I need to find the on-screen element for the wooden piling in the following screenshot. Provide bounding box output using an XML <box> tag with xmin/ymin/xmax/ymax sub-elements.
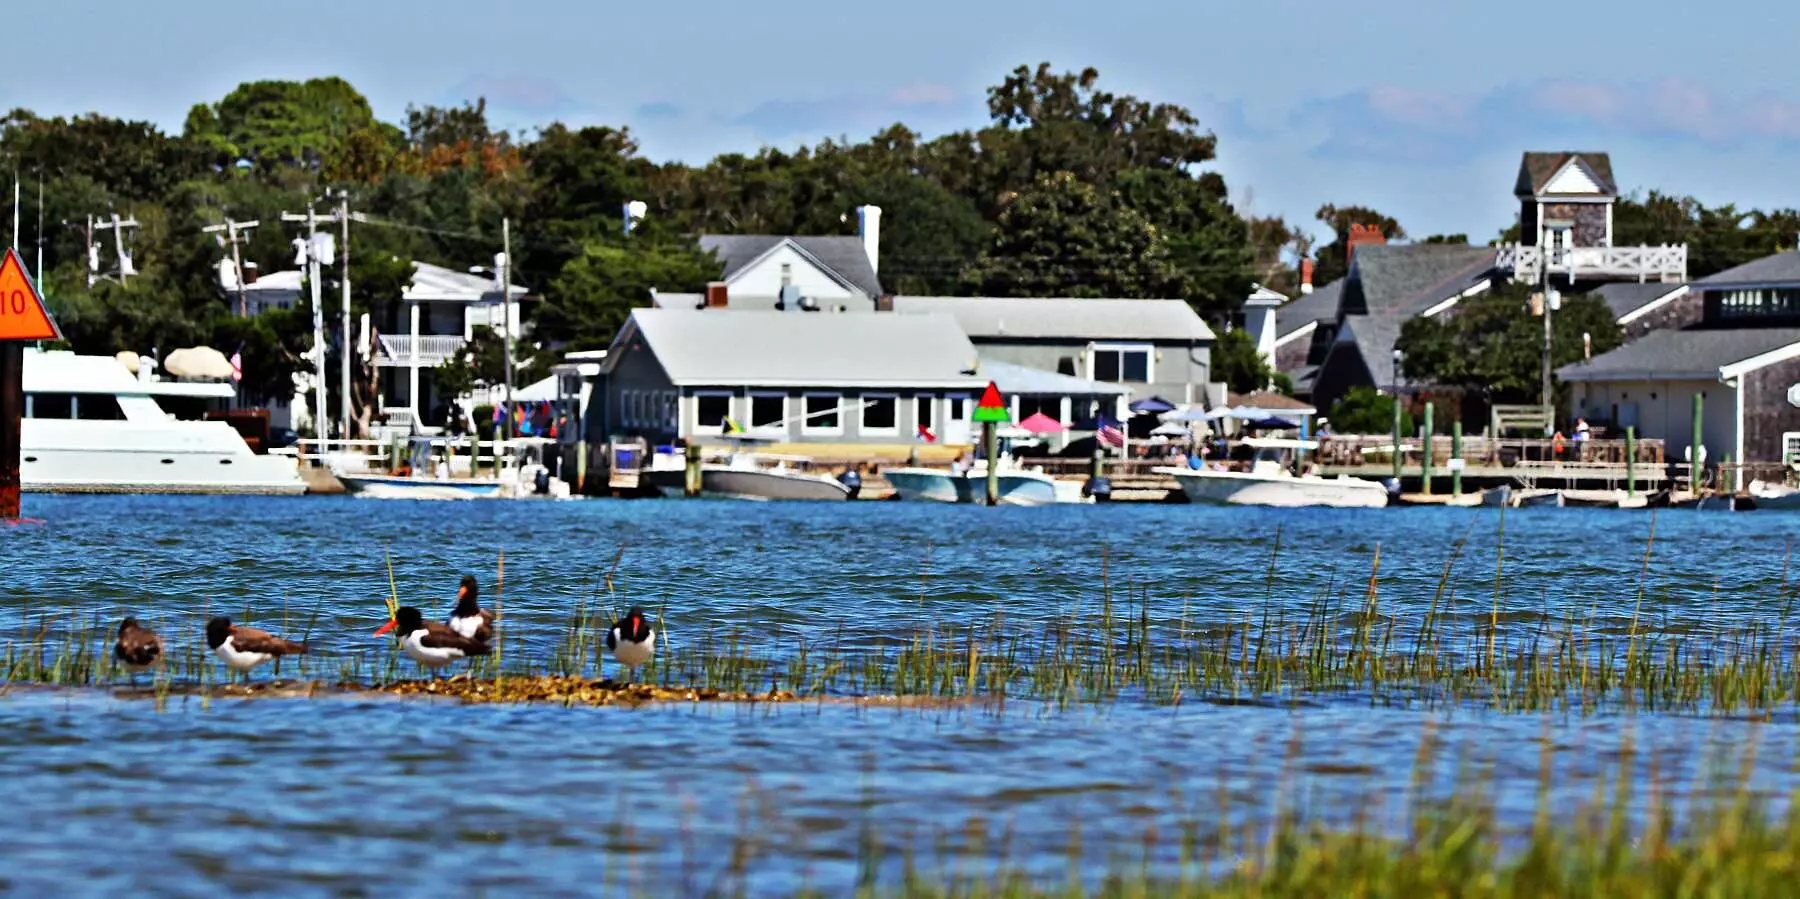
<box><xmin>1391</xmin><ymin>394</ymin><xmax>1403</xmax><ymax>481</ymax></box>
<box><xmin>1625</xmin><ymin>426</ymin><xmax>1636</xmax><ymax>498</ymax></box>
<box><xmin>1421</xmin><ymin>403</ymin><xmax>1435</xmax><ymax>495</ymax></box>
<box><xmin>983</xmin><ymin>421</ymin><xmax>1000</xmax><ymax>506</ymax></box>
<box><xmin>1451</xmin><ymin>420</ymin><xmax>1463</xmax><ymax>496</ymax></box>
<box><xmin>684</xmin><ymin>443</ymin><xmax>702</xmax><ymax>498</ymax></box>
<box><xmin>1692</xmin><ymin>393</ymin><xmax>1705</xmax><ymax>492</ymax></box>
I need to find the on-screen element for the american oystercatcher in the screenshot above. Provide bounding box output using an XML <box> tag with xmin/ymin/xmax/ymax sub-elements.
<box><xmin>205</xmin><ymin>616</ymin><xmax>308</xmax><ymax>680</ymax></box>
<box><xmin>447</xmin><ymin>575</ymin><xmax>494</xmax><ymax>642</ymax></box>
<box><xmin>605</xmin><ymin>607</ymin><xmax>657</xmax><ymax>681</ymax></box>
<box><xmin>376</xmin><ymin>605</ymin><xmax>491</xmax><ymax>676</ymax></box>
<box><xmin>113</xmin><ymin>617</ymin><xmax>163</xmax><ymax>684</ymax></box>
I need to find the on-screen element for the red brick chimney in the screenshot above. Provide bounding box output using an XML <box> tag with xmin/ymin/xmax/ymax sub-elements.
<box><xmin>1346</xmin><ymin>224</ymin><xmax>1387</xmax><ymax>267</ymax></box>
<box><xmin>1299</xmin><ymin>258</ymin><xmax>1314</xmax><ymax>295</ymax></box>
<box><xmin>705</xmin><ymin>282</ymin><xmax>729</xmax><ymax>308</ymax></box>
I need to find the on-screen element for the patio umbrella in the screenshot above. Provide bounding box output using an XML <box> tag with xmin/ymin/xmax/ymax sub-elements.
<box><xmin>1129</xmin><ymin>396</ymin><xmax>1176</xmax><ymax>414</ymax></box>
<box><xmin>1171</xmin><ymin>405</ymin><xmax>1217</xmax><ymax>422</ymax></box>
<box><xmin>1019</xmin><ymin>412</ymin><xmax>1066</xmax><ymax>434</ymax></box>
<box><xmin>1149</xmin><ymin>421</ymin><xmax>1191</xmax><ymax>437</ymax></box>
<box><xmin>1241</xmin><ymin>415</ymin><xmax>1301</xmax><ymax>430</ymax></box>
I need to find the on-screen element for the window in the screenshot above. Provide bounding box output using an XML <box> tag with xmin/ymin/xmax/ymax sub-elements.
<box><xmin>695</xmin><ymin>393</ymin><xmax>731</xmax><ymax>431</ymax></box>
<box><xmin>750</xmin><ymin>394</ymin><xmax>786</xmax><ymax>431</ymax></box>
<box><xmin>27</xmin><ymin>393</ymin><xmax>72</xmax><ymax>419</ymax></box>
<box><xmin>76</xmin><ymin>395</ymin><xmax>125</xmax><ymax>420</ymax></box>
<box><xmin>861</xmin><ymin>395</ymin><xmax>897</xmax><ymax>433</ymax></box>
<box><xmin>948</xmin><ymin>397</ymin><xmax>968</xmax><ymax>421</ymax></box>
<box><xmin>1090</xmin><ymin>344</ymin><xmax>1152</xmax><ymax>383</ymax></box>
<box><xmin>915</xmin><ymin>395</ymin><xmax>935</xmax><ymax>433</ymax></box>
<box><xmin>803</xmin><ymin>394</ymin><xmax>841</xmax><ymax>433</ymax></box>
<box><xmin>1017</xmin><ymin>396</ymin><xmax>1060</xmax><ymax>422</ymax></box>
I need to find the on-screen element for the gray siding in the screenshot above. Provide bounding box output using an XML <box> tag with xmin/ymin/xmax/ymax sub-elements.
<box><xmin>683</xmin><ymin>389</ymin><xmax>974</xmax><ymax>446</ymax></box>
<box><xmin>593</xmin><ymin>339</ymin><xmax>680</xmax><ymax>443</ymax></box>
<box><xmin>971</xmin><ymin>338</ymin><xmax>1213</xmax><ymax>404</ymax></box>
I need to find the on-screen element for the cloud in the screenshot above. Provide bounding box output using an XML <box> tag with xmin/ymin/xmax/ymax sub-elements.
<box><xmin>731</xmin><ymin>81</ymin><xmax>976</xmax><ymax>139</ymax></box>
<box><xmin>1293</xmin><ymin>78</ymin><xmax>1800</xmax><ymax>165</ymax></box>
<box><xmin>636</xmin><ymin>101</ymin><xmax>682</xmax><ymax>121</ymax></box>
<box><xmin>447</xmin><ymin>74</ymin><xmax>576</xmax><ymax>115</ymax></box>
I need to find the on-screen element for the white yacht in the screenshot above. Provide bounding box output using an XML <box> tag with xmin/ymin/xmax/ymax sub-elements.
<box><xmin>644</xmin><ymin>449</ymin><xmax>851</xmax><ymax>501</ymax></box>
<box><xmin>1156</xmin><ymin>438</ymin><xmax>1389</xmax><ymax>509</ymax></box>
<box><xmin>20</xmin><ymin>349</ymin><xmax>305</xmax><ymax>495</ymax></box>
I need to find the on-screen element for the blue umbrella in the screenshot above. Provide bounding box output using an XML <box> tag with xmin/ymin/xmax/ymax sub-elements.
<box><xmin>1128</xmin><ymin>396</ymin><xmax>1176</xmax><ymax>414</ymax></box>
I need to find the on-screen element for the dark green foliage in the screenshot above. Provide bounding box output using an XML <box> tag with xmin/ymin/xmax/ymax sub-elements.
<box><xmin>1396</xmin><ymin>284</ymin><xmax>1623</xmax><ymax>403</ymax></box>
<box><xmin>1211</xmin><ymin>328</ymin><xmax>1273</xmax><ymax>394</ymax></box>
<box><xmin>1327</xmin><ymin>386</ymin><xmax>1413</xmax><ymax>435</ymax></box>
<box><xmin>538</xmin><ymin>239</ymin><xmax>719</xmax><ymax>350</ymax></box>
<box><xmin>1312</xmin><ymin>205</ymin><xmax>1406</xmax><ymax>287</ymax></box>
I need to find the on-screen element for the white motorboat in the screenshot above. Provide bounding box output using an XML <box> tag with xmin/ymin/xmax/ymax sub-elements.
<box><xmin>1749</xmin><ymin>479</ymin><xmax>1800</xmax><ymax>510</ymax></box>
<box><xmin>1155</xmin><ymin>438</ymin><xmax>1389</xmax><ymax>509</ymax></box>
<box><xmin>337</xmin><ymin>436</ymin><xmax>571</xmax><ymax>500</ymax></box>
<box><xmin>20</xmin><ymin>349</ymin><xmax>305</xmax><ymax>495</ymax></box>
<box><xmin>882</xmin><ymin>467</ymin><xmax>972</xmax><ymax>503</ymax></box>
<box><xmin>646</xmin><ymin>450</ymin><xmax>850</xmax><ymax>501</ymax></box>
<box><xmin>884</xmin><ymin>458</ymin><xmax>1075</xmax><ymax>506</ymax></box>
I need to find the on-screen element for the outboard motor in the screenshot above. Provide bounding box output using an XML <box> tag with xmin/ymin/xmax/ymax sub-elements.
<box><xmin>1381</xmin><ymin>476</ymin><xmax>1402</xmax><ymax>503</ymax></box>
<box><xmin>837</xmin><ymin>468</ymin><xmax>863</xmax><ymax>500</ymax></box>
<box><xmin>534</xmin><ymin>467</ymin><xmax>551</xmax><ymax>495</ymax></box>
<box><xmin>1083</xmin><ymin>474</ymin><xmax>1112</xmax><ymax>503</ymax></box>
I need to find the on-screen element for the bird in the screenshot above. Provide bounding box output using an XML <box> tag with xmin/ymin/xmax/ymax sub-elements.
<box><xmin>206</xmin><ymin>616</ymin><xmax>308</xmax><ymax>681</ymax></box>
<box><xmin>447</xmin><ymin>574</ymin><xmax>494</xmax><ymax>642</ymax></box>
<box><xmin>605</xmin><ymin>607</ymin><xmax>657</xmax><ymax>682</ymax></box>
<box><xmin>113</xmin><ymin>617</ymin><xmax>163</xmax><ymax>685</ymax></box>
<box><xmin>376</xmin><ymin>605</ymin><xmax>491</xmax><ymax>677</ymax></box>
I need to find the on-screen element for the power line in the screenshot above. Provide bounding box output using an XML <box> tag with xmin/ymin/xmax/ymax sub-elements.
<box><xmin>91</xmin><ymin>212</ymin><xmax>140</xmax><ymax>285</ymax></box>
<box><xmin>202</xmin><ymin>217</ymin><xmax>259</xmax><ymax>316</ymax></box>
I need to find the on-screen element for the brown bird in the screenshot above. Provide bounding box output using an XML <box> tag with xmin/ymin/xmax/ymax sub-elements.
<box><xmin>114</xmin><ymin>617</ymin><xmax>164</xmax><ymax>683</ymax></box>
<box><xmin>206</xmin><ymin>616</ymin><xmax>307</xmax><ymax>679</ymax></box>
<box><xmin>447</xmin><ymin>574</ymin><xmax>494</xmax><ymax>642</ymax></box>
<box><xmin>375</xmin><ymin>605</ymin><xmax>491</xmax><ymax>676</ymax></box>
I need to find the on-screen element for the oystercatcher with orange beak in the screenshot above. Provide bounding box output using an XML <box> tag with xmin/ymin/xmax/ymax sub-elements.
<box><xmin>377</xmin><ymin>605</ymin><xmax>491</xmax><ymax>677</ymax></box>
<box><xmin>605</xmin><ymin>607</ymin><xmax>656</xmax><ymax>681</ymax></box>
<box><xmin>113</xmin><ymin>617</ymin><xmax>163</xmax><ymax>685</ymax></box>
<box><xmin>206</xmin><ymin>616</ymin><xmax>308</xmax><ymax>681</ymax></box>
<box><xmin>447</xmin><ymin>574</ymin><xmax>493</xmax><ymax>642</ymax></box>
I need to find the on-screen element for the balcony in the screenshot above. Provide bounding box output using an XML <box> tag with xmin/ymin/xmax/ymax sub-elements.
<box><xmin>1498</xmin><ymin>244</ymin><xmax>1687</xmax><ymax>284</ymax></box>
<box><xmin>377</xmin><ymin>334</ymin><xmax>467</xmax><ymax>367</ymax></box>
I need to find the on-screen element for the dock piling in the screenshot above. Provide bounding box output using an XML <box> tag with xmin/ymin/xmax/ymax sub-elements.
<box><xmin>1691</xmin><ymin>393</ymin><xmax>1704</xmax><ymax>493</ymax></box>
<box><xmin>683</xmin><ymin>443</ymin><xmax>701</xmax><ymax>498</ymax></box>
<box><xmin>1451</xmin><ymin>420</ymin><xmax>1463</xmax><ymax>496</ymax></box>
<box><xmin>983</xmin><ymin>421</ymin><xmax>999</xmax><ymax>506</ymax></box>
<box><xmin>1421</xmin><ymin>403</ymin><xmax>1434</xmax><ymax>495</ymax></box>
<box><xmin>1391</xmin><ymin>394</ymin><xmax>1403</xmax><ymax>481</ymax></box>
<box><xmin>1625</xmin><ymin>426</ymin><xmax>1635</xmax><ymax>498</ymax></box>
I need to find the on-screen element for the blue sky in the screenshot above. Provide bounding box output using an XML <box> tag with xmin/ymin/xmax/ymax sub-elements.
<box><xmin>8</xmin><ymin>0</ymin><xmax>1798</xmax><ymax>243</ymax></box>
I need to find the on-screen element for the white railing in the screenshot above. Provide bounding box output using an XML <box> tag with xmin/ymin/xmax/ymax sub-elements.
<box><xmin>1498</xmin><ymin>244</ymin><xmax>1687</xmax><ymax>283</ymax></box>
<box><xmin>376</xmin><ymin>334</ymin><xmax>468</xmax><ymax>365</ymax></box>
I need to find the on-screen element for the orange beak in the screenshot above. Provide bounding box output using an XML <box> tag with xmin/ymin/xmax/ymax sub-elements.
<box><xmin>374</xmin><ymin>619</ymin><xmax>396</xmax><ymax>637</ymax></box>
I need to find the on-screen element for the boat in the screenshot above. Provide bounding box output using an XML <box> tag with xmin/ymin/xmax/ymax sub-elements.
<box><xmin>883</xmin><ymin>458</ymin><xmax>1074</xmax><ymax>506</ymax></box>
<box><xmin>336</xmin><ymin>436</ymin><xmax>572</xmax><ymax>501</ymax></box>
<box><xmin>882</xmin><ymin>467</ymin><xmax>973</xmax><ymax>503</ymax></box>
<box><xmin>1512</xmin><ymin>488</ymin><xmax>1565</xmax><ymax>508</ymax></box>
<box><xmin>1154</xmin><ymin>438</ymin><xmax>1389</xmax><ymax>509</ymax></box>
<box><xmin>1748</xmin><ymin>479</ymin><xmax>1800</xmax><ymax>510</ymax></box>
<box><xmin>645</xmin><ymin>450</ymin><xmax>850</xmax><ymax>501</ymax></box>
<box><xmin>1480</xmin><ymin>485</ymin><xmax>1512</xmax><ymax>507</ymax></box>
<box><xmin>20</xmin><ymin>349</ymin><xmax>305</xmax><ymax>495</ymax></box>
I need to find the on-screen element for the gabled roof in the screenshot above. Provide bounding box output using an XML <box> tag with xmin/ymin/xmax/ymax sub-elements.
<box><xmin>982</xmin><ymin>360</ymin><xmax>1129</xmax><ymax>397</ymax></box>
<box><xmin>607</xmin><ymin>309</ymin><xmax>984</xmax><ymax>389</ymax></box>
<box><xmin>1557</xmin><ymin>328</ymin><xmax>1800</xmax><ymax>381</ymax></box>
<box><xmin>699</xmin><ymin>235</ymin><xmax>882</xmax><ymax>299</ymax></box>
<box><xmin>890</xmin><ymin>296</ymin><xmax>1214</xmax><ymax>342</ymax></box>
<box><xmin>1515</xmin><ymin>152</ymin><xmax>1618</xmax><ymax>197</ymax></box>
<box><xmin>1334</xmin><ymin>314</ymin><xmax>1409</xmax><ymax>385</ymax></box>
<box><xmin>1593</xmin><ymin>282</ymin><xmax>1689</xmax><ymax>322</ymax></box>
<box><xmin>1343</xmin><ymin>245</ymin><xmax>1499</xmax><ymax>318</ymax></box>
<box><xmin>1227</xmin><ymin>390</ymin><xmax>1317</xmax><ymax>414</ymax></box>
<box><xmin>1694</xmin><ymin>251</ymin><xmax>1800</xmax><ymax>288</ymax></box>
<box><xmin>1245</xmin><ymin>284</ymin><xmax>1287</xmax><ymax>307</ymax></box>
<box><xmin>1275</xmin><ymin>280</ymin><xmax>1344</xmax><ymax>341</ymax></box>
<box><xmin>404</xmin><ymin>261</ymin><xmax>528</xmax><ymax>303</ymax></box>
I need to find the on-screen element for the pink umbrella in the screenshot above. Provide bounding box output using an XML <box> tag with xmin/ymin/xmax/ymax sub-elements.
<box><xmin>1019</xmin><ymin>412</ymin><xmax>1065</xmax><ymax>434</ymax></box>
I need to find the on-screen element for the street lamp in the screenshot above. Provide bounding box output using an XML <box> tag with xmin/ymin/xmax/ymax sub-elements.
<box><xmin>1391</xmin><ymin>349</ymin><xmax>1405</xmax><ymax>394</ymax></box>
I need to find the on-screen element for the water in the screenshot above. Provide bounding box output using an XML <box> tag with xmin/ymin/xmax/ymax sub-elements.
<box><xmin>2</xmin><ymin>496</ymin><xmax>1798</xmax><ymax>894</ymax></box>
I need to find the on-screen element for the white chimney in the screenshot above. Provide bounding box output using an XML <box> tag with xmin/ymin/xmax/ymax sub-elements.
<box><xmin>857</xmin><ymin>205</ymin><xmax>882</xmax><ymax>276</ymax></box>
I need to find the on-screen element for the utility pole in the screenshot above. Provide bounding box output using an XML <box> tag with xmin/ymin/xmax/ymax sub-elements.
<box><xmin>10</xmin><ymin>168</ymin><xmax>17</xmax><ymax>251</ymax></box>
<box><xmin>202</xmin><ymin>218</ymin><xmax>259</xmax><ymax>316</ymax></box>
<box><xmin>92</xmin><ymin>213</ymin><xmax>140</xmax><ymax>284</ymax></box>
<box><xmin>1539</xmin><ymin>252</ymin><xmax>1555</xmax><ymax>420</ymax></box>
<box><xmin>500</xmin><ymin>216</ymin><xmax>513</xmax><ymax>442</ymax></box>
<box><xmin>332</xmin><ymin>192</ymin><xmax>367</xmax><ymax>442</ymax></box>
<box><xmin>34</xmin><ymin>176</ymin><xmax>42</xmax><ymax>288</ymax></box>
<box><xmin>283</xmin><ymin>205</ymin><xmax>330</xmax><ymax>454</ymax></box>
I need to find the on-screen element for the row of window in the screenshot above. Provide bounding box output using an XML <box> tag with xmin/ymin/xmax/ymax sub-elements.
<box><xmin>1716</xmin><ymin>288</ymin><xmax>1800</xmax><ymax>319</ymax></box>
<box><xmin>692</xmin><ymin>393</ymin><xmax>972</xmax><ymax>435</ymax></box>
<box><xmin>23</xmin><ymin>393</ymin><xmax>125</xmax><ymax>421</ymax></box>
<box><xmin>620</xmin><ymin>389</ymin><xmax>678</xmax><ymax>431</ymax></box>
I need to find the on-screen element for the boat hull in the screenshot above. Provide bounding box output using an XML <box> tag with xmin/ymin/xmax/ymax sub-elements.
<box><xmin>21</xmin><ymin>421</ymin><xmax>307</xmax><ymax>495</ymax></box>
<box><xmin>1164</xmin><ymin>469</ymin><xmax>1388</xmax><ymax>509</ymax></box>
<box><xmin>883</xmin><ymin>469</ymin><xmax>972</xmax><ymax>503</ymax></box>
<box><xmin>701</xmin><ymin>468</ymin><xmax>850</xmax><ymax>501</ymax></box>
<box><xmin>339</xmin><ymin>475</ymin><xmax>506</xmax><ymax>500</ymax></box>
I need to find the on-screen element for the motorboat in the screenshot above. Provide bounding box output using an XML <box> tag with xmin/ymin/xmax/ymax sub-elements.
<box><xmin>883</xmin><ymin>457</ymin><xmax>1076</xmax><ymax>506</ymax></box>
<box><xmin>1748</xmin><ymin>479</ymin><xmax>1800</xmax><ymax>510</ymax></box>
<box><xmin>1154</xmin><ymin>438</ymin><xmax>1389</xmax><ymax>509</ymax></box>
<box><xmin>19</xmin><ymin>349</ymin><xmax>305</xmax><ymax>495</ymax></box>
<box><xmin>645</xmin><ymin>449</ymin><xmax>850</xmax><ymax>501</ymax></box>
<box><xmin>336</xmin><ymin>436</ymin><xmax>571</xmax><ymax>500</ymax></box>
<box><xmin>882</xmin><ymin>467</ymin><xmax>972</xmax><ymax>503</ymax></box>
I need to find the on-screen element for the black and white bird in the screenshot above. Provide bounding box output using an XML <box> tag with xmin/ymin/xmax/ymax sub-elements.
<box><xmin>206</xmin><ymin>616</ymin><xmax>308</xmax><ymax>680</ymax></box>
<box><xmin>605</xmin><ymin>607</ymin><xmax>657</xmax><ymax>681</ymax></box>
<box><xmin>447</xmin><ymin>574</ymin><xmax>493</xmax><ymax>642</ymax></box>
<box><xmin>377</xmin><ymin>605</ymin><xmax>491</xmax><ymax>676</ymax></box>
<box><xmin>113</xmin><ymin>617</ymin><xmax>163</xmax><ymax>684</ymax></box>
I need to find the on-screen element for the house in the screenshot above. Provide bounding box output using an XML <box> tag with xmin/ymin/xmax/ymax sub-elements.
<box><xmin>652</xmin><ymin>206</ymin><xmax>883</xmax><ymax>312</ymax></box>
<box><xmin>373</xmin><ymin>261</ymin><xmax>529</xmax><ymax>429</ymax></box>
<box><xmin>1291</xmin><ymin>151</ymin><xmax>1693</xmax><ymax>417</ymax></box>
<box><xmin>596</xmin><ymin>308</ymin><xmax>989</xmax><ymax>446</ymax></box>
<box><xmin>889</xmin><ymin>296</ymin><xmax>1221</xmax><ymax>407</ymax></box>
<box><xmin>1559</xmin><ymin>251</ymin><xmax>1800</xmax><ymax>464</ymax></box>
<box><xmin>1239</xmin><ymin>283</ymin><xmax>1288</xmax><ymax>372</ymax></box>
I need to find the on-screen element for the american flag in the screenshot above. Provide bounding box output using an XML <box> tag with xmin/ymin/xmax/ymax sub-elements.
<box><xmin>228</xmin><ymin>343</ymin><xmax>243</xmax><ymax>383</ymax></box>
<box><xmin>917</xmin><ymin>423</ymin><xmax>937</xmax><ymax>443</ymax></box>
<box><xmin>1098</xmin><ymin>423</ymin><xmax>1124</xmax><ymax>447</ymax></box>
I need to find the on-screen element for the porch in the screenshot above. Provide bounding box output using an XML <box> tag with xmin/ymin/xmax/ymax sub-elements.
<box><xmin>1498</xmin><ymin>244</ymin><xmax>1687</xmax><ymax>284</ymax></box>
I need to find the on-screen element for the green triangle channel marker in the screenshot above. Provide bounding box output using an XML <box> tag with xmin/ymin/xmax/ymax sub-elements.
<box><xmin>972</xmin><ymin>381</ymin><xmax>1011</xmax><ymax>424</ymax></box>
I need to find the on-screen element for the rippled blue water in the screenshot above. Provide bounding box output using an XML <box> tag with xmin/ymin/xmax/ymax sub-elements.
<box><xmin>2</xmin><ymin>496</ymin><xmax>1798</xmax><ymax>894</ymax></box>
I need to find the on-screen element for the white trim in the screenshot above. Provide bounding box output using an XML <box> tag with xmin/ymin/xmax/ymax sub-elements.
<box><xmin>1720</xmin><ymin>340</ymin><xmax>1800</xmax><ymax>380</ymax></box>
<box><xmin>859</xmin><ymin>393</ymin><xmax>900</xmax><ymax>435</ymax></box>
<box><xmin>1615</xmin><ymin>285</ymin><xmax>1690</xmax><ymax>325</ymax></box>
<box><xmin>1087</xmin><ymin>342</ymin><xmax>1154</xmax><ymax>384</ymax></box>
<box><xmin>725</xmin><ymin>237</ymin><xmax>866</xmax><ymax>298</ymax></box>
<box><xmin>747</xmin><ymin>391</ymin><xmax>787</xmax><ymax>434</ymax></box>
<box><xmin>1538</xmin><ymin>157</ymin><xmax>1611</xmax><ymax>198</ymax></box>
<box><xmin>691</xmin><ymin>389</ymin><xmax>735</xmax><ymax>434</ymax></box>
<box><xmin>1731</xmin><ymin>375</ymin><xmax>1745</xmax><ymax>465</ymax></box>
<box><xmin>669</xmin><ymin>378</ymin><xmax>989</xmax><ymax>390</ymax></box>
<box><xmin>1420</xmin><ymin>280</ymin><xmax>1493</xmax><ymax>318</ymax></box>
<box><xmin>1274</xmin><ymin>320</ymin><xmax>1317</xmax><ymax>348</ymax></box>
<box><xmin>801</xmin><ymin>393</ymin><xmax>843</xmax><ymax>435</ymax></box>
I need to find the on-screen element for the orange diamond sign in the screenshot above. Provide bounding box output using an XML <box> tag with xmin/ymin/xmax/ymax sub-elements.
<box><xmin>0</xmin><ymin>247</ymin><xmax>58</xmax><ymax>341</ymax></box>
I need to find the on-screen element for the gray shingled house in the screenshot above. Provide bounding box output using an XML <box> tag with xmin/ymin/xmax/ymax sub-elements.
<box><xmin>1559</xmin><ymin>251</ymin><xmax>1800</xmax><ymax>464</ymax></box>
<box><xmin>890</xmin><ymin>296</ymin><xmax>1221</xmax><ymax>407</ymax></box>
<box><xmin>651</xmin><ymin>206</ymin><xmax>885</xmax><ymax>313</ymax></box>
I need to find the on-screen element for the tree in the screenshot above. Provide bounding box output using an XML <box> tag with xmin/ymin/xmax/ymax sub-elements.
<box><xmin>1113</xmin><ymin>166</ymin><xmax>1252</xmax><ymax>318</ymax></box>
<box><xmin>962</xmin><ymin>171</ymin><xmax>1181</xmax><ymax>299</ymax></box>
<box><xmin>1327</xmin><ymin>387</ymin><xmax>1413</xmax><ymax>435</ymax></box>
<box><xmin>1419</xmin><ymin>233</ymin><xmax>1469</xmax><ymax>245</ymax></box>
<box><xmin>1395</xmin><ymin>284</ymin><xmax>1623</xmax><ymax>403</ymax></box>
<box><xmin>183</xmin><ymin>78</ymin><xmax>388</xmax><ymax>172</ymax></box>
<box><xmin>1312</xmin><ymin>205</ymin><xmax>1405</xmax><ymax>287</ymax></box>
<box><xmin>1211</xmin><ymin>327</ymin><xmax>1272</xmax><ymax>394</ymax></box>
<box><xmin>536</xmin><ymin>239</ymin><xmax>719</xmax><ymax>350</ymax></box>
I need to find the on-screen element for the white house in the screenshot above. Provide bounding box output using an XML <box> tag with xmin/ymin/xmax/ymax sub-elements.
<box><xmin>373</xmin><ymin>261</ymin><xmax>529</xmax><ymax>430</ymax></box>
<box><xmin>652</xmin><ymin>206</ymin><xmax>884</xmax><ymax>312</ymax></box>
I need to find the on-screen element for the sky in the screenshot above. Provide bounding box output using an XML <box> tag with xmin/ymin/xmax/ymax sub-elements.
<box><xmin>7</xmin><ymin>0</ymin><xmax>1800</xmax><ymax>245</ymax></box>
